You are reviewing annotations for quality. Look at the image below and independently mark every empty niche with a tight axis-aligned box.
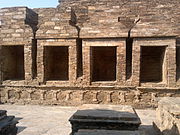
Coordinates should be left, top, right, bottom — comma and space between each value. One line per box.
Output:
91, 47, 117, 82
44, 46, 69, 81
176, 46, 180, 81
140, 46, 166, 83
2, 46, 25, 81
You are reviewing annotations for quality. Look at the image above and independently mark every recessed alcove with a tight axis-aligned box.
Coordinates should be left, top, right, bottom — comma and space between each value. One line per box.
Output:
140, 46, 166, 83
44, 46, 69, 81
91, 47, 116, 82
2, 46, 25, 81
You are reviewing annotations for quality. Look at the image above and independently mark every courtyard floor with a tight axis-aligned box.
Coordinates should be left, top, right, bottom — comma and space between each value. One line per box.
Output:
0, 104, 157, 135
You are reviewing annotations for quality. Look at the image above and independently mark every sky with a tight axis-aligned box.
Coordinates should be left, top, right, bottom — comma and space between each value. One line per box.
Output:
0, 0, 59, 8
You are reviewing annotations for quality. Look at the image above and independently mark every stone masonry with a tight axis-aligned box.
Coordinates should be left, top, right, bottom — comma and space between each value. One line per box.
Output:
0, 0, 180, 107
154, 97, 180, 135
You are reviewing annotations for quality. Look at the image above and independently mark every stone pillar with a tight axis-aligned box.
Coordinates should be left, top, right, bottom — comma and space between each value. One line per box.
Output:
82, 44, 91, 86
37, 41, 44, 84
24, 43, 32, 83
167, 39, 176, 87
131, 39, 140, 86
0, 46, 2, 84
117, 40, 126, 85
177, 45, 180, 86
69, 44, 77, 85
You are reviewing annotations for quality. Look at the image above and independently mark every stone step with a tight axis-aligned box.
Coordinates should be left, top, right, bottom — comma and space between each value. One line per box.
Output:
74, 130, 145, 135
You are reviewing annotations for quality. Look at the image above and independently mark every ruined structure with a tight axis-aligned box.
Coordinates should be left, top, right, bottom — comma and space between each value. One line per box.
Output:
154, 97, 180, 135
0, 0, 180, 107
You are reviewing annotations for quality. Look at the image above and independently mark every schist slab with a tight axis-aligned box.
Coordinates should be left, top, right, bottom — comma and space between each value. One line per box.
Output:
74, 130, 144, 135
0, 110, 18, 135
0, 110, 7, 120
69, 104, 141, 134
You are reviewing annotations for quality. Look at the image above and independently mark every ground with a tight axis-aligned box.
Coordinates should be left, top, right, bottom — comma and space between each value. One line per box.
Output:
0, 104, 157, 135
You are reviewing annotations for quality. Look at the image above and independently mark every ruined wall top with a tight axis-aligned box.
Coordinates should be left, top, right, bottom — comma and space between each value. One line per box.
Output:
1, 0, 180, 39
0, 7, 38, 45
35, 7, 78, 39
56, 0, 180, 38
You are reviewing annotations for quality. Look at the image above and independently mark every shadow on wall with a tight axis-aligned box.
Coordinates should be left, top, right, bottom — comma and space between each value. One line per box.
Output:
154, 123, 180, 135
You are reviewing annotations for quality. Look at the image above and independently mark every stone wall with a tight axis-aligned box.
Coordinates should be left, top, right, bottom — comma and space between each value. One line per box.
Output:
58, 0, 180, 38
34, 7, 78, 39
154, 97, 180, 135
0, 0, 180, 107
0, 7, 37, 45
0, 7, 38, 86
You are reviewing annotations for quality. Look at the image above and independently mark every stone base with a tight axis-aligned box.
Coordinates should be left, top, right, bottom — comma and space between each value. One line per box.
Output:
0, 110, 18, 135
1, 85, 180, 108
74, 130, 145, 135
69, 104, 141, 134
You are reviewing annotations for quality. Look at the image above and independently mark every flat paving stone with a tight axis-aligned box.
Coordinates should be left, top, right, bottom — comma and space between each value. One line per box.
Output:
70, 104, 141, 134
75, 130, 144, 135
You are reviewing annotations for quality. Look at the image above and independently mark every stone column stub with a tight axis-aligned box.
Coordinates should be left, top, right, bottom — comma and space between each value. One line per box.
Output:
65, 91, 73, 101
118, 91, 126, 103
92, 91, 100, 103
106, 91, 114, 103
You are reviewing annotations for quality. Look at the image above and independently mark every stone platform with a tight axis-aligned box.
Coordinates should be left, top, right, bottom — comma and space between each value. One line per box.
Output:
74, 130, 145, 135
69, 104, 141, 134
0, 110, 18, 135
